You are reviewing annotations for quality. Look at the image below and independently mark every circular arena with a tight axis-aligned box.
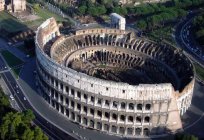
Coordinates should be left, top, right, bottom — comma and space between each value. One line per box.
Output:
35, 18, 195, 137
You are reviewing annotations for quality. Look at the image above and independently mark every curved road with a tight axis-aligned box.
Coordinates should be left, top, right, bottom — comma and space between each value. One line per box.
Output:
175, 10, 204, 138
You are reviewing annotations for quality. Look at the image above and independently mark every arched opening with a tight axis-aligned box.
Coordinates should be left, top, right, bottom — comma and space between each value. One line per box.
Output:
144, 116, 150, 123
136, 116, 142, 123
119, 127, 125, 134
143, 128, 150, 136
128, 116, 133, 122
135, 128, 142, 135
111, 125, 117, 133
121, 102, 126, 109
129, 103, 134, 110
90, 120, 94, 128
137, 104, 143, 110
145, 104, 151, 110
112, 113, 117, 120
127, 128, 133, 135
120, 115, 125, 122
97, 122, 102, 130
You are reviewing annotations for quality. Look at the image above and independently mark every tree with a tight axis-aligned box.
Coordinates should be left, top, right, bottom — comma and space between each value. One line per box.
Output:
97, 5, 107, 15
136, 20, 147, 30
87, 6, 98, 16
22, 109, 35, 125
33, 4, 40, 11
33, 127, 48, 140
21, 129, 34, 140
78, 6, 87, 15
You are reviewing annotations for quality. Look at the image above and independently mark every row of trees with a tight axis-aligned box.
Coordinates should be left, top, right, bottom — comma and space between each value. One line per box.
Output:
136, 8, 187, 30
0, 87, 48, 140
76, 0, 204, 17
192, 14, 204, 45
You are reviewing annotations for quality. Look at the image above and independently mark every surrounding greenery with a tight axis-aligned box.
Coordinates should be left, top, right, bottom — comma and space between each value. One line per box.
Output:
0, 12, 26, 33
0, 87, 48, 140
194, 63, 204, 81
175, 133, 198, 140
13, 67, 22, 78
1, 50, 23, 68
146, 25, 176, 46
34, 6, 66, 22
192, 14, 204, 46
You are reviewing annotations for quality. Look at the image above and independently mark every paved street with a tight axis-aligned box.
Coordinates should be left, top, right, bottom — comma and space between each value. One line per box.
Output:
175, 10, 204, 67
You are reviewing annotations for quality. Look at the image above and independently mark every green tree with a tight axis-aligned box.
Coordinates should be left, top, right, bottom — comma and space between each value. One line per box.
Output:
22, 109, 35, 125
97, 5, 107, 15
33, 4, 40, 11
21, 128, 34, 140
87, 6, 98, 16
136, 20, 147, 30
78, 6, 87, 15
33, 127, 48, 140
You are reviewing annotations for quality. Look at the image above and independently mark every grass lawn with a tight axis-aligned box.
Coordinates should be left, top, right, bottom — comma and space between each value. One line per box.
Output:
35, 8, 66, 22
0, 7, 69, 33
12, 67, 22, 78
0, 11, 27, 33
1, 50, 24, 67
194, 63, 204, 81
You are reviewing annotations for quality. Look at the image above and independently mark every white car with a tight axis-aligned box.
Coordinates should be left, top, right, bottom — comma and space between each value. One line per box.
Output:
10, 95, 14, 100
23, 97, 26, 100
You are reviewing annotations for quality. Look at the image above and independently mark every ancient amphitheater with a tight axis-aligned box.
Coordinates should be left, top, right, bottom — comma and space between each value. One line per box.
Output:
35, 18, 195, 137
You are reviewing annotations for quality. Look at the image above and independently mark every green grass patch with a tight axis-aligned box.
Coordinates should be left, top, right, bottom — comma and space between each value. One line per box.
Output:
12, 67, 22, 78
1, 50, 23, 67
0, 11, 27, 33
194, 63, 204, 81
35, 8, 66, 22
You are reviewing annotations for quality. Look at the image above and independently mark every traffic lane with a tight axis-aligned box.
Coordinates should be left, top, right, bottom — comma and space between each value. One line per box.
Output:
175, 26, 204, 66
0, 57, 8, 71
1, 72, 66, 140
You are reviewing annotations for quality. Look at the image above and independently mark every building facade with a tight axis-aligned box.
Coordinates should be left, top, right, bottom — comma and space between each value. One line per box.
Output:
0, 0, 4, 11
11, 0, 26, 13
110, 13, 126, 30
35, 18, 195, 137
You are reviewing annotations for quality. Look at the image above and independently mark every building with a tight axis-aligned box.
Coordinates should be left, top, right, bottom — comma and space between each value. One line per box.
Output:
0, 0, 4, 11
1, 0, 26, 12
11, 0, 26, 13
35, 18, 195, 137
110, 13, 126, 30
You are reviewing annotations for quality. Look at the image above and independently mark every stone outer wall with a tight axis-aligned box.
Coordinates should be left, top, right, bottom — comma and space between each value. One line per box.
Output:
35, 18, 195, 137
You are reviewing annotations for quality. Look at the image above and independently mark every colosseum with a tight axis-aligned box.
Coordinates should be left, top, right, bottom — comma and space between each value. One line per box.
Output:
35, 18, 195, 137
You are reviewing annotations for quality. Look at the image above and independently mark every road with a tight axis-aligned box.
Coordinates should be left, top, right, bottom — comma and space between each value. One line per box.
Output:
174, 10, 204, 138
0, 54, 76, 140
175, 10, 204, 67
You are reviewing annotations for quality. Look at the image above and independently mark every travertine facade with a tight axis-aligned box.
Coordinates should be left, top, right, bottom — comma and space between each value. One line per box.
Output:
1, 0, 26, 12
0, 0, 4, 11
12, 0, 26, 12
35, 18, 195, 137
